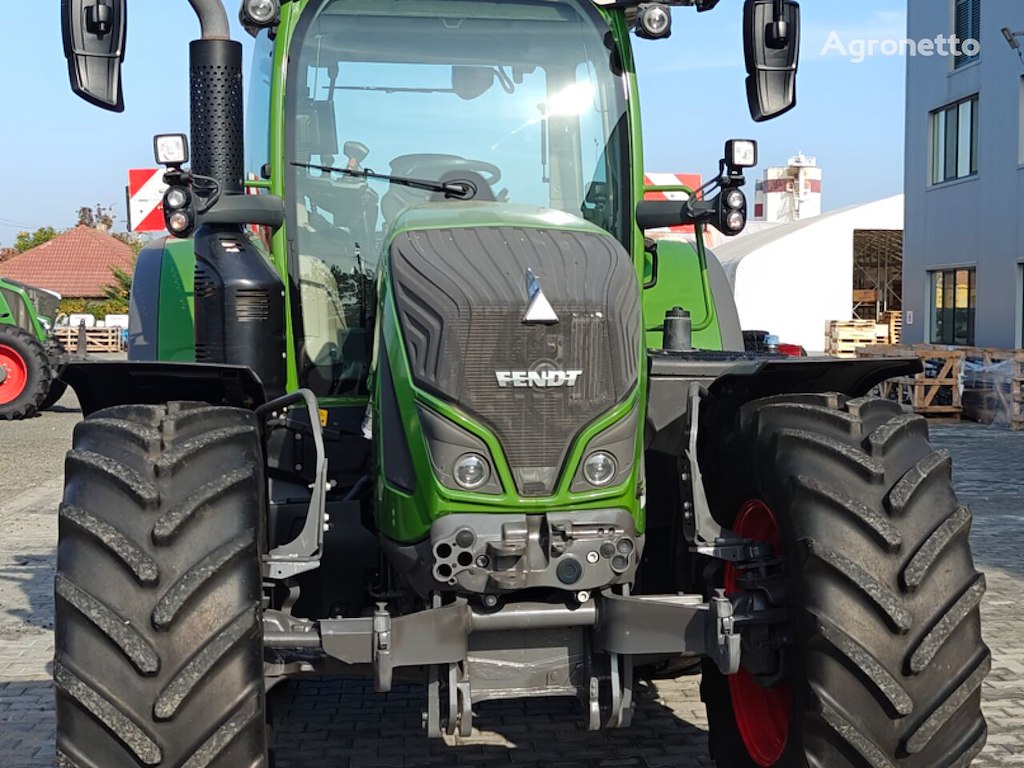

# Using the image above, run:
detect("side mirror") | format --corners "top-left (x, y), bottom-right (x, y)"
top-left (743, 0), bottom-right (800, 122)
top-left (62, 0), bottom-right (127, 112)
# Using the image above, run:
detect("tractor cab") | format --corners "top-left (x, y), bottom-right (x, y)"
top-left (277, 0), bottom-right (630, 397)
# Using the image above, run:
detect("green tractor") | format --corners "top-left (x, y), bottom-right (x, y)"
top-left (55, 1), bottom-right (988, 766)
top-left (0, 276), bottom-right (67, 419)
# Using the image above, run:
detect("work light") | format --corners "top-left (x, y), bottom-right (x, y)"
top-left (726, 139), bottom-right (758, 169)
top-left (241, 0), bottom-right (280, 27)
top-left (635, 4), bottom-right (672, 40)
top-left (153, 134), bottom-right (189, 167)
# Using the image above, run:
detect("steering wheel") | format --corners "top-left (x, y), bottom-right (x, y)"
top-left (389, 153), bottom-right (502, 187)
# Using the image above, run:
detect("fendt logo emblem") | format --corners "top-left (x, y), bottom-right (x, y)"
top-left (495, 370), bottom-right (583, 389)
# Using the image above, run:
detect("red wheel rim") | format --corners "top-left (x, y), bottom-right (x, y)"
top-left (724, 499), bottom-right (792, 767)
top-left (0, 344), bottom-right (28, 406)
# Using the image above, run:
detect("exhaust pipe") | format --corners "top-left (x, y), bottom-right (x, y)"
top-left (186, 0), bottom-right (243, 194)
top-left (187, 0), bottom-right (231, 40)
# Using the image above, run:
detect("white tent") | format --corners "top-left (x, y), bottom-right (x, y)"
top-left (709, 195), bottom-right (904, 353)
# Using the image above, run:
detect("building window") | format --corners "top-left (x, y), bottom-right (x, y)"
top-left (930, 96), bottom-right (978, 184)
top-left (1019, 78), bottom-right (1024, 165)
top-left (930, 268), bottom-right (976, 346)
top-left (954, 0), bottom-right (981, 69)
top-left (1018, 265), bottom-right (1024, 348)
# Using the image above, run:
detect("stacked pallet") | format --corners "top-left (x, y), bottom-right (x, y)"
top-left (962, 348), bottom-right (1024, 431)
top-left (856, 345), bottom-right (964, 418)
top-left (54, 327), bottom-right (124, 353)
top-left (880, 311), bottom-right (902, 345)
top-left (825, 320), bottom-right (880, 358)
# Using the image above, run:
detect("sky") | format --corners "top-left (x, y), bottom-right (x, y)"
top-left (0, 1), bottom-right (908, 247)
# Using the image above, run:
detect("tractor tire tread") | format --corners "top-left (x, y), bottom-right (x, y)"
top-left (812, 612), bottom-right (913, 717)
top-left (55, 574), bottom-right (160, 676)
top-left (908, 574), bottom-right (987, 675)
top-left (55, 402), bottom-right (268, 767)
top-left (704, 394), bottom-right (988, 768)
top-left (886, 450), bottom-right (952, 515)
top-left (902, 506), bottom-right (972, 591)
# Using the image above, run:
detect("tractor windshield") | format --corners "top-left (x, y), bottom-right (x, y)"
top-left (286, 0), bottom-right (630, 397)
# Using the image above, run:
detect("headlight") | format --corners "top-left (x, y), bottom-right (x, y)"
top-left (167, 210), bottom-right (195, 237)
top-left (164, 187), bottom-right (190, 210)
top-left (454, 453), bottom-right (490, 490)
top-left (583, 451), bottom-right (617, 487)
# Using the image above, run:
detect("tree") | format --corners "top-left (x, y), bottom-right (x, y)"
top-left (77, 204), bottom-right (115, 232)
top-left (112, 231), bottom-right (149, 257)
top-left (103, 266), bottom-right (133, 312)
top-left (14, 227), bottom-right (59, 253)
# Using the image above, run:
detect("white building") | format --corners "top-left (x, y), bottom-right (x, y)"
top-left (712, 196), bottom-right (904, 353)
top-left (753, 153), bottom-right (823, 223)
top-left (904, 0), bottom-right (1022, 348)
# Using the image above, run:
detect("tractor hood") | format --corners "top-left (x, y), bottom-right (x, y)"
top-left (385, 203), bottom-right (641, 497)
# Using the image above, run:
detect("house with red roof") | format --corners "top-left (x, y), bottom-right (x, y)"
top-left (0, 226), bottom-right (134, 298)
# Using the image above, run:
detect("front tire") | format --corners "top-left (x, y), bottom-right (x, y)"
top-left (0, 325), bottom-right (51, 420)
top-left (55, 402), bottom-right (269, 767)
top-left (703, 394), bottom-right (989, 768)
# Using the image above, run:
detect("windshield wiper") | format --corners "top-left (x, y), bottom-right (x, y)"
top-left (291, 161), bottom-right (477, 200)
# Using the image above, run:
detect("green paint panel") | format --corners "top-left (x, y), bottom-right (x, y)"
top-left (157, 239), bottom-right (196, 362)
top-left (0, 279), bottom-right (51, 341)
top-left (642, 239), bottom-right (723, 351)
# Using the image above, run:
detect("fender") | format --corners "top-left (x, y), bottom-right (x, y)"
top-left (59, 361), bottom-right (266, 417)
top-left (646, 354), bottom-right (922, 455)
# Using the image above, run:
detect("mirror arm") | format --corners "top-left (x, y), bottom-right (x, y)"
top-left (769, 0), bottom-right (789, 47)
top-left (198, 194), bottom-right (286, 230)
top-left (636, 199), bottom-right (715, 231)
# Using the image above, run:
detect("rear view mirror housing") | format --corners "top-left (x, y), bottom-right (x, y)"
top-left (62, 0), bottom-right (127, 112)
top-left (743, 0), bottom-right (800, 122)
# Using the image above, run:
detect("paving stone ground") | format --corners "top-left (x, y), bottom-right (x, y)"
top-left (1, 402), bottom-right (1021, 767)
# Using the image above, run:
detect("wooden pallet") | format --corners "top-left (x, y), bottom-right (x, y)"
top-left (857, 345), bottom-right (963, 417)
top-left (880, 311), bottom-right (902, 345)
top-left (825, 320), bottom-right (880, 358)
top-left (961, 348), bottom-right (1024, 431)
top-left (55, 327), bottom-right (124, 353)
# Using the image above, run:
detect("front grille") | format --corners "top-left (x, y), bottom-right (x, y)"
top-left (462, 308), bottom-right (614, 469)
top-left (390, 226), bottom-right (640, 495)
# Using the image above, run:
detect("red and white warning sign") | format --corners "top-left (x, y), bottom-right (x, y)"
top-left (128, 169), bottom-right (168, 233)
top-left (643, 173), bottom-right (702, 235)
